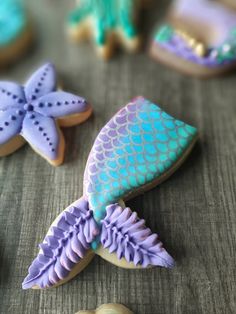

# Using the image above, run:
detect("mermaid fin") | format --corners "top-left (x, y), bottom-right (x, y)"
top-left (96, 203), bottom-right (174, 269)
top-left (22, 198), bottom-right (99, 289)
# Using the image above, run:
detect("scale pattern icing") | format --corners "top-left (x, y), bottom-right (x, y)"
top-left (84, 96), bottom-right (197, 221)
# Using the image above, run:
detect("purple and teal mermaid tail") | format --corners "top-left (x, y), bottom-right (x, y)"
top-left (22, 97), bottom-right (198, 289)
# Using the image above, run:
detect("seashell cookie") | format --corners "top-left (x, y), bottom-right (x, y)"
top-left (150, 0), bottom-right (236, 77)
top-left (22, 96), bottom-right (198, 289)
top-left (0, 62), bottom-right (92, 166)
top-left (76, 303), bottom-right (133, 314)
top-left (0, 0), bottom-right (33, 67)
top-left (67, 0), bottom-right (149, 60)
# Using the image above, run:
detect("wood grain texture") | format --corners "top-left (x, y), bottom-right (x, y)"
top-left (0, 1), bottom-right (236, 313)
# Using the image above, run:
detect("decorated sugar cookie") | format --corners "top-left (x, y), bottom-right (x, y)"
top-left (150, 0), bottom-right (236, 77)
top-left (67, 0), bottom-right (147, 60)
top-left (22, 97), bottom-right (198, 289)
top-left (0, 0), bottom-right (33, 67)
top-left (0, 63), bottom-right (92, 166)
top-left (76, 304), bottom-right (133, 314)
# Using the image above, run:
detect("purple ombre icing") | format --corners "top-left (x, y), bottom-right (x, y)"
top-left (22, 198), bottom-right (100, 289)
top-left (101, 204), bottom-right (174, 268)
top-left (153, 0), bottom-right (236, 68)
top-left (23, 97), bottom-right (198, 289)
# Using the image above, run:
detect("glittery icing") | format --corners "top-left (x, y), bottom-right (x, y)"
top-left (0, 0), bottom-right (27, 46)
top-left (23, 97), bottom-right (197, 289)
top-left (153, 0), bottom-right (236, 68)
top-left (0, 63), bottom-right (88, 161)
top-left (68, 0), bottom-right (138, 45)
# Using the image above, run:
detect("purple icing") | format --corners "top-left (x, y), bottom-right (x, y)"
top-left (156, 36), bottom-right (223, 68)
top-left (154, 0), bottom-right (236, 68)
top-left (173, 0), bottom-right (236, 46)
top-left (22, 198), bottom-right (100, 289)
top-left (0, 63), bottom-right (88, 160)
top-left (101, 204), bottom-right (175, 268)
top-left (22, 201), bottom-right (174, 289)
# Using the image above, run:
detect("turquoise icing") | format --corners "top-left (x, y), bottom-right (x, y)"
top-left (68, 0), bottom-right (137, 45)
top-left (84, 97), bottom-right (197, 222)
top-left (0, 0), bottom-right (26, 46)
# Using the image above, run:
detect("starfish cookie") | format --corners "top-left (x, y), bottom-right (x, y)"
top-left (0, 63), bottom-right (92, 166)
top-left (22, 97), bottom-right (198, 289)
top-left (151, 0), bottom-right (236, 77)
top-left (67, 0), bottom-right (147, 59)
top-left (0, 0), bottom-right (33, 66)
top-left (76, 304), bottom-right (133, 314)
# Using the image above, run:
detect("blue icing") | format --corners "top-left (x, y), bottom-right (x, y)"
top-left (128, 155), bottom-right (135, 164)
top-left (156, 133), bottom-right (168, 142)
top-left (143, 133), bottom-right (155, 143)
top-left (86, 98), bottom-right (197, 222)
top-left (157, 143), bottom-right (168, 153)
top-left (0, 0), bottom-right (26, 46)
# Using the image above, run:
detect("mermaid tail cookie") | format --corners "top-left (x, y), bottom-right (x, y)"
top-left (151, 0), bottom-right (236, 77)
top-left (23, 97), bottom-right (198, 289)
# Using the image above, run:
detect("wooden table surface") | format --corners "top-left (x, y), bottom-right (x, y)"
top-left (0, 1), bottom-right (236, 313)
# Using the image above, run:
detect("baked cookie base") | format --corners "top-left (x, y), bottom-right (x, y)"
top-left (76, 303), bottom-right (133, 314)
top-left (150, 43), bottom-right (236, 78)
top-left (0, 24), bottom-right (33, 68)
top-left (0, 105), bottom-right (93, 166)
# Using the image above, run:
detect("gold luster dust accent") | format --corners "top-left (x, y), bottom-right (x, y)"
top-left (176, 28), bottom-right (207, 57)
top-left (195, 43), bottom-right (206, 57)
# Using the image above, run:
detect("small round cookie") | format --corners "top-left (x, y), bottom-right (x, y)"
top-left (0, 0), bottom-right (33, 67)
top-left (76, 304), bottom-right (133, 314)
top-left (150, 0), bottom-right (236, 78)
top-left (67, 0), bottom-right (148, 60)
top-left (22, 97), bottom-right (198, 289)
top-left (0, 63), bottom-right (92, 166)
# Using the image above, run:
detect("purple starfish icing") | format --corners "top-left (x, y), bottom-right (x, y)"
top-left (0, 63), bottom-right (90, 165)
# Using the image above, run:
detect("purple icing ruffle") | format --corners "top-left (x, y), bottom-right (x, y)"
top-left (22, 201), bottom-right (174, 289)
top-left (22, 198), bottom-right (99, 289)
top-left (155, 35), bottom-right (229, 68)
top-left (100, 204), bottom-right (175, 268)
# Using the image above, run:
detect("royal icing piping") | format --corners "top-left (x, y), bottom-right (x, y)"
top-left (23, 97), bottom-right (197, 289)
top-left (84, 97), bottom-right (197, 221)
top-left (22, 200), bottom-right (174, 289)
top-left (68, 0), bottom-right (137, 45)
top-left (0, 0), bottom-right (27, 46)
top-left (153, 0), bottom-right (236, 67)
top-left (0, 63), bottom-right (88, 160)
